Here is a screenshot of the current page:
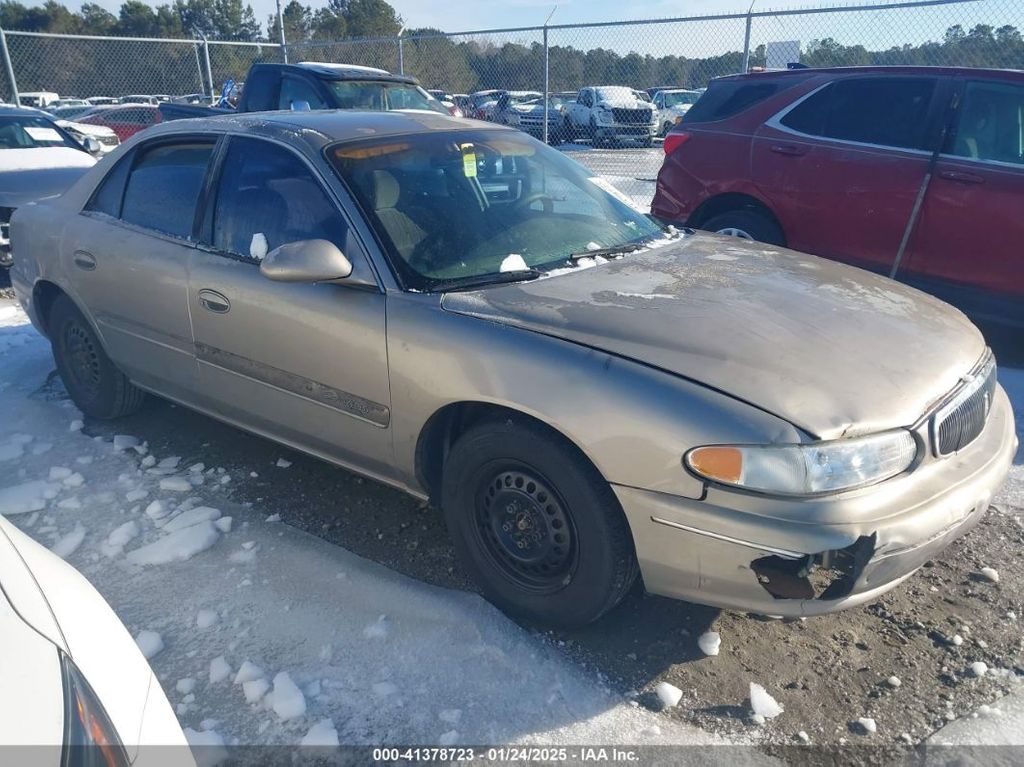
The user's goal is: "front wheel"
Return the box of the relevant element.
[50,294,145,419]
[441,418,638,628]
[702,209,785,246]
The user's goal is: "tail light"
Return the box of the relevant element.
[663,131,691,155]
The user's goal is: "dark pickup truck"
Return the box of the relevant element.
[160,62,449,121]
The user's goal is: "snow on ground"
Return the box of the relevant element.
[0,301,736,749]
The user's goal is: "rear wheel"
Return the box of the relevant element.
[441,417,638,628]
[50,295,144,419]
[702,209,785,246]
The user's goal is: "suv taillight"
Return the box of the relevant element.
[664,131,691,155]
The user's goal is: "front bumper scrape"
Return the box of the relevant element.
[614,385,1016,617]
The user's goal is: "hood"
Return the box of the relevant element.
[0,148,95,207]
[597,98,650,110]
[442,234,985,439]
[56,119,117,138]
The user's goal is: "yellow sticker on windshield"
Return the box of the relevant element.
[460,143,477,178]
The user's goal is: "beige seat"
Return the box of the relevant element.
[370,170,427,260]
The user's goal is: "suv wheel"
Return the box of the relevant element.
[441,417,638,628]
[702,209,785,246]
[50,295,145,419]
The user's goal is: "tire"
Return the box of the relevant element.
[441,417,639,628]
[639,135,654,148]
[49,294,144,419]
[701,209,785,246]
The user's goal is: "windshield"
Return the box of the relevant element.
[507,92,541,106]
[327,81,442,112]
[594,86,635,102]
[0,116,77,150]
[329,129,664,292]
[663,91,700,108]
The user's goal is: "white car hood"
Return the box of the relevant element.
[0,146,95,172]
[596,99,651,109]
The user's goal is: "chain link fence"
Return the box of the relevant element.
[2,0,1023,198]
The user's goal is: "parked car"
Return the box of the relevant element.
[18,92,60,109]
[653,65,1024,328]
[452,93,472,114]
[120,94,159,105]
[494,93,567,142]
[10,110,1015,628]
[47,98,88,111]
[0,105,98,271]
[85,96,120,106]
[564,86,659,146]
[646,85,684,99]
[50,104,96,121]
[427,89,462,116]
[76,104,161,142]
[491,90,542,127]
[161,63,447,122]
[652,88,701,135]
[0,517,190,757]
[468,89,503,120]
[57,119,120,154]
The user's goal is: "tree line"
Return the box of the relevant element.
[2,0,1022,101]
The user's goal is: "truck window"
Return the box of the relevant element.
[243,70,279,112]
[279,77,327,111]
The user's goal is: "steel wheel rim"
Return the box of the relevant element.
[64,321,102,398]
[473,462,578,593]
[717,227,755,240]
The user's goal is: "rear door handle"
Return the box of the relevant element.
[197,289,231,314]
[939,170,984,185]
[769,143,808,157]
[72,250,96,271]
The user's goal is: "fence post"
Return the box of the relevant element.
[397,31,404,74]
[201,34,214,101]
[275,0,288,63]
[741,1,755,74]
[542,25,549,145]
[0,27,19,105]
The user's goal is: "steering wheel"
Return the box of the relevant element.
[515,192,555,213]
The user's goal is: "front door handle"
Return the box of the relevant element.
[72,250,96,271]
[939,170,984,185]
[769,143,808,157]
[197,289,231,314]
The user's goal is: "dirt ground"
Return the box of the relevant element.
[70,383,1022,752]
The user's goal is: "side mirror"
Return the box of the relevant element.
[290,100,311,112]
[259,239,352,283]
[82,136,103,155]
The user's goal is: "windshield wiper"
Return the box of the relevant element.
[431,269,543,293]
[568,243,644,260]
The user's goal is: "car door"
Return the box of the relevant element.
[903,76,1024,322]
[187,135,394,477]
[751,75,946,273]
[69,137,216,399]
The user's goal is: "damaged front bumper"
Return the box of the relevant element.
[615,386,1017,617]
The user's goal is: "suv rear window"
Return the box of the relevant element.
[683,81,785,122]
[780,76,938,150]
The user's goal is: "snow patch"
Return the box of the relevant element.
[125,522,220,565]
[135,630,164,659]
[270,672,306,720]
[750,682,784,719]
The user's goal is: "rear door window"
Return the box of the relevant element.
[947,80,1024,165]
[780,76,938,150]
[684,81,784,122]
[120,141,215,238]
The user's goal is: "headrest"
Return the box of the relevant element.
[370,169,400,210]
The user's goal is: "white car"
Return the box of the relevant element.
[0,107,98,270]
[564,86,659,146]
[0,517,190,761]
[651,88,702,136]
[56,119,120,154]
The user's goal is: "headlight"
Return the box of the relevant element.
[60,652,130,767]
[685,430,917,496]
[597,108,613,124]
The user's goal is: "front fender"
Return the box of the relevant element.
[386,293,802,499]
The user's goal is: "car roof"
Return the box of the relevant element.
[720,64,1024,83]
[140,109,512,144]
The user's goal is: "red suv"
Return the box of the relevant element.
[653,66,1024,328]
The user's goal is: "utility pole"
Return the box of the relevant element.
[276,0,288,63]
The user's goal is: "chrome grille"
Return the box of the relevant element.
[931,356,997,457]
[611,108,652,124]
